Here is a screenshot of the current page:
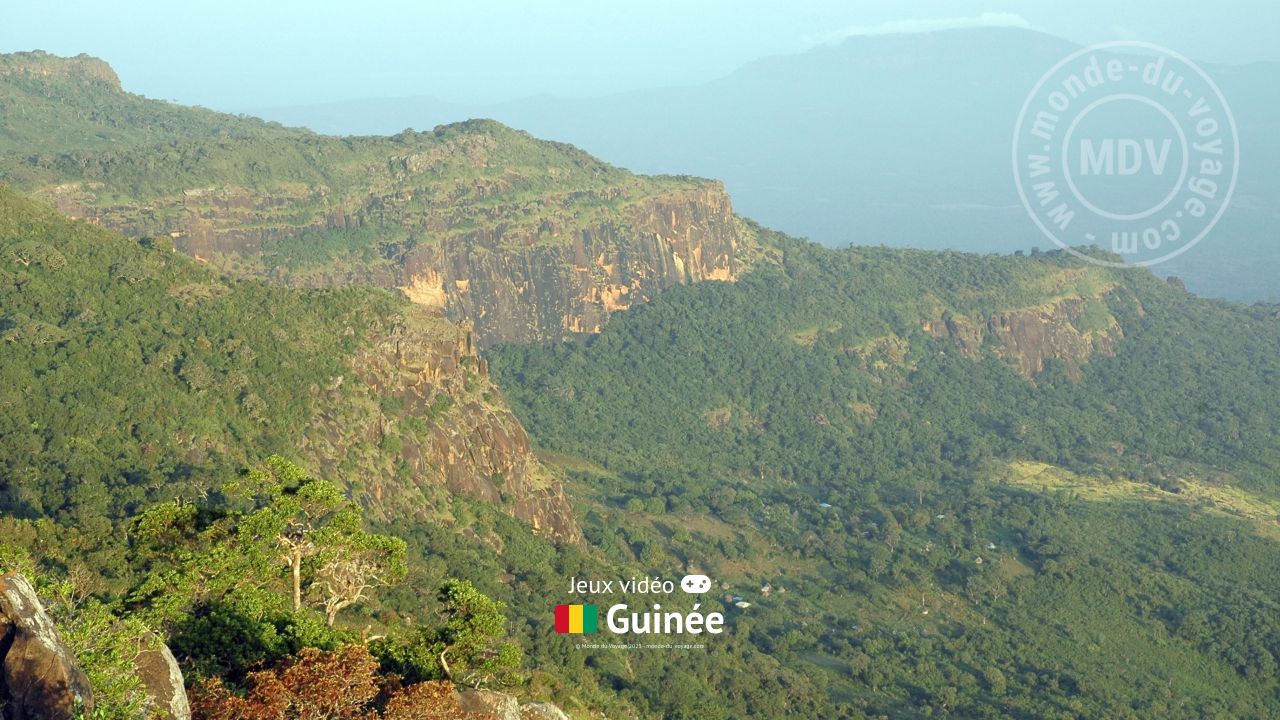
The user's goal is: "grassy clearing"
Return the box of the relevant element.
[1003,461,1280,540]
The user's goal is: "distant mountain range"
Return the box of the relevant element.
[256,28,1280,303]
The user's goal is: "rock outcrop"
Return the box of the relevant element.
[44,178,743,348]
[521,702,573,720]
[303,306,582,544]
[0,573,94,719]
[399,183,741,346]
[924,295,1122,380]
[458,689,522,720]
[0,51,120,90]
[457,689,572,720]
[11,59,751,349]
[132,634,190,720]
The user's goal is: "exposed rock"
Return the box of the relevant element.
[0,573,94,719]
[987,297,1120,379]
[521,702,572,720]
[458,688,521,720]
[923,314,983,358]
[30,137,745,349]
[455,690,574,720]
[304,305,582,544]
[406,183,742,347]
[926,295,1122,380]
[0,51,120,89]
[132,634,190,720]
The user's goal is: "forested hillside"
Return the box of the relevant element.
[0,184,579,540]
[491,227,1280,718]
[0,188,832,719]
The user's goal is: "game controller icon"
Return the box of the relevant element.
[680,574,712,594]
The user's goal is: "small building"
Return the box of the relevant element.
[735,601,752,609]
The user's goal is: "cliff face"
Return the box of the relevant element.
[0,573,95,719]
[301,306,582,543]
[41,174,742,349]
[924,295,1123,379]
[400,183,739,345]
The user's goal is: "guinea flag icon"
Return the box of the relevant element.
[555,604,598,634]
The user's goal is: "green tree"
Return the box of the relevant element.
[434,579,521,688]
[312,514,407,627]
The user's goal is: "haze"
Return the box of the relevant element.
[2,1,1276,109]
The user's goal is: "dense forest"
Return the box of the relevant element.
[5,182,1280,718]
[0,187,826,718]
[491,227,1280,718]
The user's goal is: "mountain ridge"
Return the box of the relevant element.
[0,52,749,347]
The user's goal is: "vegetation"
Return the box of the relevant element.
[3,51,1280,717]
[5,180,1280,717]
[190,647,474,720]
[0,183,410,525]
[490,227,1280,717]
[0,187,542,714]
[2,456,517,720]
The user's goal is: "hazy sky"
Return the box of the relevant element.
[2,1,1275,110]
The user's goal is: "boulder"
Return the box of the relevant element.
[0,573,94,719]
[521,702,572,720]
[133,634,190,720]
[458,688,521,720]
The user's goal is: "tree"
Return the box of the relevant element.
[232,456,407,624]
[247,457,347,613]
[312,515,407,627]
[434,579,521,687]
[126,455,408,683]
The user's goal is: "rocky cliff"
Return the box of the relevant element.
[1,54,748,348]
[38,147,743,348]
[398,182,740,345]
[302,305,582,543]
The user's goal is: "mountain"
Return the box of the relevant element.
[491,226,1280,717]
[0,51,748,348]
[0,183,831,720]
[7,168,1280,716]
[5,41,1280,720]
[258,27,1280,303]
